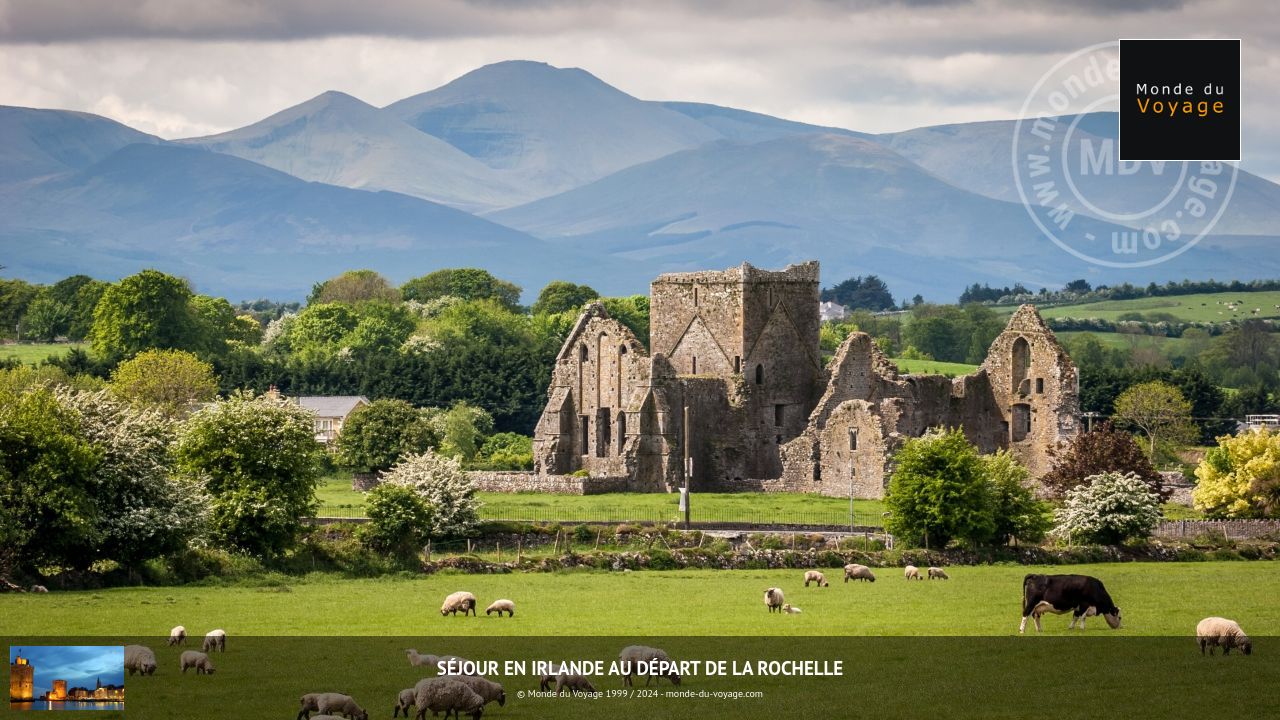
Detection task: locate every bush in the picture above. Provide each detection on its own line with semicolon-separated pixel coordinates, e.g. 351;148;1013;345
1193;429;1280;518
885;429;994;547
360;484;433;559
334;398;438;473
379;451;481;539
1053;472;1162;545
983;450;1051;544
473;432;534;470
1042;422;1164;498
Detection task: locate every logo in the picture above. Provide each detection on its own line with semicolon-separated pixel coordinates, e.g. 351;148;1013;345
1012;41;1237;268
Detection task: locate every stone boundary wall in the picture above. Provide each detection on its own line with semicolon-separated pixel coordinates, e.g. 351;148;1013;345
465;471;629;495
1155;519;1280;539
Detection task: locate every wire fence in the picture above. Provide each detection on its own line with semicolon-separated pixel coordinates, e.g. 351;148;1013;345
312;504;887;529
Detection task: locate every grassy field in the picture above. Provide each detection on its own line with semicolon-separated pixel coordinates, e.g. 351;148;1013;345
889;357;979;376
1009;291;1280;323
6;563;1275;719
317;476;887;525
0;341;85;364
1057;330;1193;354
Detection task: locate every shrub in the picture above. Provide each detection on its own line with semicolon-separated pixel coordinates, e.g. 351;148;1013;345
885;429;994;547
1042;422;1164;498
360;484;433;559
379;451;481;539
473;432;534;470
1193;429;1280;518
334;399;438;473
983;450;1051;544
1053;472;1162;545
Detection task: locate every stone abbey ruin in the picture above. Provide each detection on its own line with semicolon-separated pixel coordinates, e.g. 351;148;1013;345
531;262;1079;498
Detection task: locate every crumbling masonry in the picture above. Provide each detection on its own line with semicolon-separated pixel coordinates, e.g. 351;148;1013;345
532;262;1079;497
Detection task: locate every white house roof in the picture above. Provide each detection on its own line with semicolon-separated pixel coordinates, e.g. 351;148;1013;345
295;396;369;419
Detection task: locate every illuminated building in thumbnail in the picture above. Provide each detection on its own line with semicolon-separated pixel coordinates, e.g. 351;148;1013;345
9;653;34;701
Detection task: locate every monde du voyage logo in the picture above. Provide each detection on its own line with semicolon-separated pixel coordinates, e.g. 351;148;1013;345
1013;40;1240;268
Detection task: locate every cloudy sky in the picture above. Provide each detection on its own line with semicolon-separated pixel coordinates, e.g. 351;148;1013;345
10;645;125;696
1;0;1276;178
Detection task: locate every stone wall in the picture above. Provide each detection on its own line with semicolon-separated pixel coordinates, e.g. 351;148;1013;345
1154;519;1280;540
466;471;629;495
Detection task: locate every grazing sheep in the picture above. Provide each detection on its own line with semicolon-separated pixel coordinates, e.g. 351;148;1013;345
764;587;785;613
393;688;417;718
618;645;681;687
803;571;829;587
123;645;157;676
443;675;506;708
168;625;187;646
413;678;486;720
782;604;802;614
30;585;48;593
297;692;369;720
555;673;597;696
441;591;478;617
202;629;226;653
844;564;876;583
928;567;949;580
406;649;440;668
1196;617;1253;656
485;599;515;617
904;565;923;581
179;650;215;675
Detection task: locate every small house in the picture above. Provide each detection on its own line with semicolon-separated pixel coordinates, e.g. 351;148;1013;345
295;395;369;443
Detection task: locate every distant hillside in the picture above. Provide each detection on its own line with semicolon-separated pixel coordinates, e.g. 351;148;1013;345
0;105;160;183
1009;291;1280;323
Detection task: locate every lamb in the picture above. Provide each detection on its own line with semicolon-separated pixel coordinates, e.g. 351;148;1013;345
618;645;682;687
485;599;515;617
843;564;876;583
406;649;440;668
168;625;187;646
764;587;785;613
203;629;226;653
904;565;923;581
123;645;157;676
179;650;215;675
442;675;506;708
441;591;478;617
554;673;597;696
928;567;950;580
393;688;417;718
782;604;802;614
1196;617;1253;656
297;692;369;720
413;678;486;720
803;571;829;587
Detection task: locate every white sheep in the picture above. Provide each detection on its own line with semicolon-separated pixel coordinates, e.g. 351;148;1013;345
803;571;829;587
442;675;506;707
393;688;416;718
203;629;226;653
123;645;157;676
441;591;478;617
844;564;876;583
413;678;486;720
485;599;515;617
405;649;440;668
297;692;369;720
904;565;923;581
618;645;682;687
168;625;186;646
555;673;597;696
1196;617;1253;656
30;584;48;593
764;587;785;613
179;650;215;675
928;567;950;580
782;604;802;614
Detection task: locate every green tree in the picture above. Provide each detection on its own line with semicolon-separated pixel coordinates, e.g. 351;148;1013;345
189;295;241;357
1041;422;1163;498
1193;429;1280;518
884;429;995;547
21;293;72;342
429;401;495;463
377;451;480;539
360;483;433;559
335;399;438;473
174;391;321;557
982;450;1051;544
532;281;600;315
1053;472;1161;544
64;277;109;341
400;268;522;311
309;269;400;305
286;303;359;354
820;275;895;311
600;295;650;348
474;432;534;470
0;278;38;340
109;349;218;417
1114;381;1198;458
90;269;197;359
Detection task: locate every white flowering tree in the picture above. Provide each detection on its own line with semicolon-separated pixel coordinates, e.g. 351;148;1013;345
1053;471;1162;545
379;451;481;538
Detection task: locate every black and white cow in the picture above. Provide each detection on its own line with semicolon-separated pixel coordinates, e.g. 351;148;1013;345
1020;574;1122;633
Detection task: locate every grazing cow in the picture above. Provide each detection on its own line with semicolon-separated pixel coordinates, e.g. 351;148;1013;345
1020;574;1121;634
